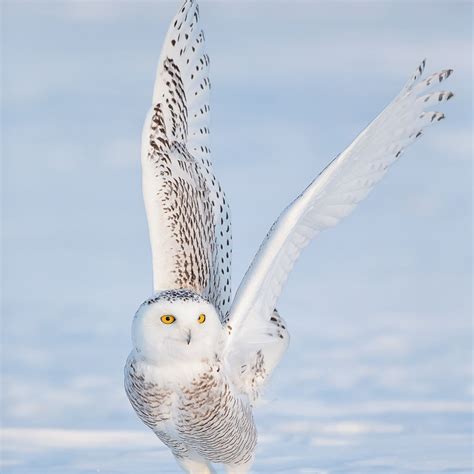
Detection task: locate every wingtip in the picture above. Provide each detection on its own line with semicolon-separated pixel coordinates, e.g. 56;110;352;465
418;57;427;76
438;68;454;83
404;58;428;91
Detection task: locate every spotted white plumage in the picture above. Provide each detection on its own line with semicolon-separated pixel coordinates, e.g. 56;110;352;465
125;1;454;473
142;0;231;321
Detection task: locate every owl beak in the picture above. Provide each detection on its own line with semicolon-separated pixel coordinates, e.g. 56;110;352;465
186;330;192;345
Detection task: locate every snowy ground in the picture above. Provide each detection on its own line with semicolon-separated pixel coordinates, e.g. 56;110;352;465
1;1;472;473
2;307;472;472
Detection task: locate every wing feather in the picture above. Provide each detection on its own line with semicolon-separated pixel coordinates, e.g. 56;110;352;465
225;61;454;362
142;0;232;320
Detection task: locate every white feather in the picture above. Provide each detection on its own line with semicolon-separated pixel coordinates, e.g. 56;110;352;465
141;0;232;320
224;61;454;362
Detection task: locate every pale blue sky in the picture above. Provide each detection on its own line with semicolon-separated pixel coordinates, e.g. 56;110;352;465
1;1;472;472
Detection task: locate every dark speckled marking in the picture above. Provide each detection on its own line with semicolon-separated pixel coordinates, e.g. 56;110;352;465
125;356;257;465
145;0;232;322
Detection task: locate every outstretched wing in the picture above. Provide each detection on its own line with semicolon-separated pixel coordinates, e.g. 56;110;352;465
224;61;454;377
142;0;232;320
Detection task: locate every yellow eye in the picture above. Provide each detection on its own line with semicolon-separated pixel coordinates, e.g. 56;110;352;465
160;315;175;325
197;314;206;324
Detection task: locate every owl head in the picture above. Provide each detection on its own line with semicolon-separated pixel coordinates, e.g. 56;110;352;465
131;289;224;365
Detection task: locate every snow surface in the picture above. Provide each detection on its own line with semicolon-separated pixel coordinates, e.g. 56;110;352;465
1;1;472;473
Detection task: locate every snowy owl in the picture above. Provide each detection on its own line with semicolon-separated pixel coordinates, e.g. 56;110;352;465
124;0;454;472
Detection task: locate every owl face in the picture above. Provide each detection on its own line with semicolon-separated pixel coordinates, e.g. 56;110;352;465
132;289;224;365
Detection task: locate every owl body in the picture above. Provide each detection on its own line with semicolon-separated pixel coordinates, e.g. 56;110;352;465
125;290;260;472
125;352;257;468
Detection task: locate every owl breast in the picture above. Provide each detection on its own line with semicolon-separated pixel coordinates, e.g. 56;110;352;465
124;354;257;464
